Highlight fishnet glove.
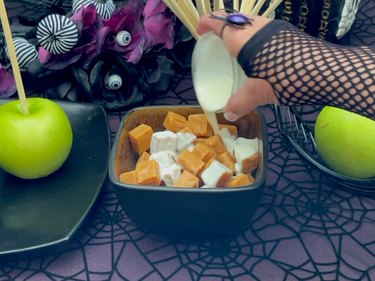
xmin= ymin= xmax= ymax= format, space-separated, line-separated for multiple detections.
xmin=237 ymin=20 xmax=375 ymax=120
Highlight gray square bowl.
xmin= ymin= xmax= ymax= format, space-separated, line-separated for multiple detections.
xmin=109 ymin=106 xmax=267 ymax=237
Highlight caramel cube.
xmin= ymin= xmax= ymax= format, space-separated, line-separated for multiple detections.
xmin=178 ymin=126 xmax=193 ymax=133
xmin=128 ymin=124 xmax=153 ymax=155
xmin=240 ymin=153 xmax=260 ymax=174
xmin=135 ymin=160 xmax=161 ymax=186
xmin=200 ymin=160 xmax=232 ymax=187
xmin=177 ymin=149 xmax=205 ymax=176
xmin=192 ymin=143 xmax=215 ymax=163
xmin=205 ymin=135 xmax=227 ymax=155
xmin=194 ymin=138 xmax=207 ymax=145
xmin=174 ymin=170 xmax=199 ymax=188
xmin=163 ymin=111 xmax=188 ymax=133
xmin=187 ymin=114 xmax=213 ymax=137
xmin=136 ymin=151 xmax=150 ymax=167
xmin=224 ymin=174 xmax=254 ymax=187
xmin=217 ymin=151 xmax=235 ymax=173
xmin=119 ymin=170 xmax=138 ymax=185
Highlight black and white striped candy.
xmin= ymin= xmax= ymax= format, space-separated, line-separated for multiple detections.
xmin=72 ymin=0 xmax=116 ymax=20
xmin=36 ymin=14 xmax=78 ymax=55
xmin=7 ymin=37 xmax=38 ymax=69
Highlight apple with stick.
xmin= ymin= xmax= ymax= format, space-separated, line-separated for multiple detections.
xmin=0 ymin=0 xmax=73 ymax=179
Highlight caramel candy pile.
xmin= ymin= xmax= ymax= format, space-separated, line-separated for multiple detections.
xmin=120 ymin=111 xmax=260 ymax=188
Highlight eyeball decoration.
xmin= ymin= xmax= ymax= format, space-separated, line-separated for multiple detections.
xmin=105 ymin=73 xmax=123 ymax=90
xmin=72 ymin=0 xmax=116 ymax=20
xmin=6 ymin=37 xmax=38 ymax=70
xmin=36 ymin=14 xmax=79 ymax=55
xmin=116 ymin=30 xmax=132 ymax=47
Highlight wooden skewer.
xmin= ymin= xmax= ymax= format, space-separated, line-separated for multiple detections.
xmin=195 ymin=0 xmax=206 ymax=16
xmin=240 ymin=0 xmax=249 ymax=13
xmin=203 ymin=0 xmax=212 ymax=13
xmin=184 ymin=0 xmax=200 ymax=24
xmin=233 ymin=0 xmax=239 ymax=11
xmin=179 ymin=0 xmax=198 ymax=27
xmin=0 ymin=0 xmax=29 ymax=114
xmin=250 ymin=0 xmax=267 ymax=15
xmin=163 ymin=0 xmax=199 ymax=39
xmin=262 ymin=0 xmax=284 ymax=17
xmin=213 ymin=0 xmax=225 ymax=11
xmin=243 ymin=0 xmax=256 ymax=15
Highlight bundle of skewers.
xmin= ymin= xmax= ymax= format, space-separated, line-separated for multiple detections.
xmin=162 ymin=0 xmax=284 ymax=39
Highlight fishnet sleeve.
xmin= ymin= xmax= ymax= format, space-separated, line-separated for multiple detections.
xmin=237 ymin=20 xmax=375 ymax=120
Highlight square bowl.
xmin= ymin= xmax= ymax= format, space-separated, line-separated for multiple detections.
xmin=109 ymin=106 xmax=267 ymax=237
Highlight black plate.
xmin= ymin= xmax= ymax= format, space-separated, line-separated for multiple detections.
xmin=0 ymin=100 xmax=110 ymax=255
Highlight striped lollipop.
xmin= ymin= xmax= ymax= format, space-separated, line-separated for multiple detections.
xmin=6 ymin=37 xmax=38 ymax=70
xmin=36 ymin=14 xmax=79 ymax=55
xmin=72 ymin=0 xmax=116 ymax=20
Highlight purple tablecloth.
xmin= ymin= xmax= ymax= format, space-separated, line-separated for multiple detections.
xmin=1 ymin=1 xmax=375 ymax=280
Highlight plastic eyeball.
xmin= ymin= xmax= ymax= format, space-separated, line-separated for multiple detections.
xmin=116 ymin=30 xmax=132 ymax=47
xmin=105 ymin=74 xmax=122 ymax=90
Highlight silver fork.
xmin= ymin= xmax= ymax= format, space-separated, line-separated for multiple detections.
xmin=274 ymin=105 xmax=317 ymax=155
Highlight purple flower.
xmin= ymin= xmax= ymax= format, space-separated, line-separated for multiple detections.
xmin=97 ymin=0 xmax=147 ymax=64
xmin=39 ymin=4 xmax=102 ymax=70
xmin=143 ymin=0 xmax=175 ymax=50
xmin=0 ymin=65 xmax=16 ymax=98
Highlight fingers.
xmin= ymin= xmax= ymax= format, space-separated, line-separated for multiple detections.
xmin=223 ymin=78 xmax=278 ymax=121
xmin=196 ymin=11 xmax=272 ymax=58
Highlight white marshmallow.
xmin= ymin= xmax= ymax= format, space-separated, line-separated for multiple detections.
xmin=150 ymin=131 xmax=178 ymax=154
xmin=234 ymin=140 xmax=257 ymax=173
xmin=150 ymin=151 xmax=177 ymax=169
xmin=160 ymin=163 xmax=182 ymax=186
xmin=176 ymin=132 xmax=196 ymax=152
xmin=201 ymin=160 xmax=232 ymax=187
xmin=235 ymin=137 xmax=259 ymax=153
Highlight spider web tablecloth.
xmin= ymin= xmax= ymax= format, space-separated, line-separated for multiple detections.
xmin=1 ymin=1 xmax=375 ymax=280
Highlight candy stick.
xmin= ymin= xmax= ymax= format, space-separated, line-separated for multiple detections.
xmin=262 ymin=0 xmax=283 ymax=17
xmin=0 ymin=0 xmax=29 ymax=114
xmin=250 ymin=0 xmax=266 ymax=15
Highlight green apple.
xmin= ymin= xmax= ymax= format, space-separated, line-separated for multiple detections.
xmin=314 ymin=106 xmax=375 ymax=179
xmin=0 ymin=98 xmax=73 ymax=179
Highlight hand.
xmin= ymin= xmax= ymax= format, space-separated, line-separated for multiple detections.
xmin=196 ymin=12 xmax=279 ymax=121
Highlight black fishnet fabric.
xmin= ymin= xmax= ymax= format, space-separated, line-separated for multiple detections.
xmin=238 ymin=20 xmax=375 ymax=120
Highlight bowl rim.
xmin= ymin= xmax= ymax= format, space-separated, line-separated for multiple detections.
xmin=108 ymin=105 xmax=268 ymax=193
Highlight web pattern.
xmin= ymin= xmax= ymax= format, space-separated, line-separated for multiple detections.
xmin=1 ymin=1 xmax=375 ymax=281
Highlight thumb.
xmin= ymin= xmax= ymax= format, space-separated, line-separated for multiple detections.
xmin=223 ymin=78 xmax=278 ymax=121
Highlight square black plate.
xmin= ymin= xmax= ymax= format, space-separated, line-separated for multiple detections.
xmin=0 ymin=100 xmax=110 ymax=255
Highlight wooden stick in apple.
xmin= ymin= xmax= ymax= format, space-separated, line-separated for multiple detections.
xmin=0 ymin=0 xmax=29 ymax=115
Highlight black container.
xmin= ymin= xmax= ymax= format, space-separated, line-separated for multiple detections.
xmin=109 ymin=106 xmax=267 ymax=237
